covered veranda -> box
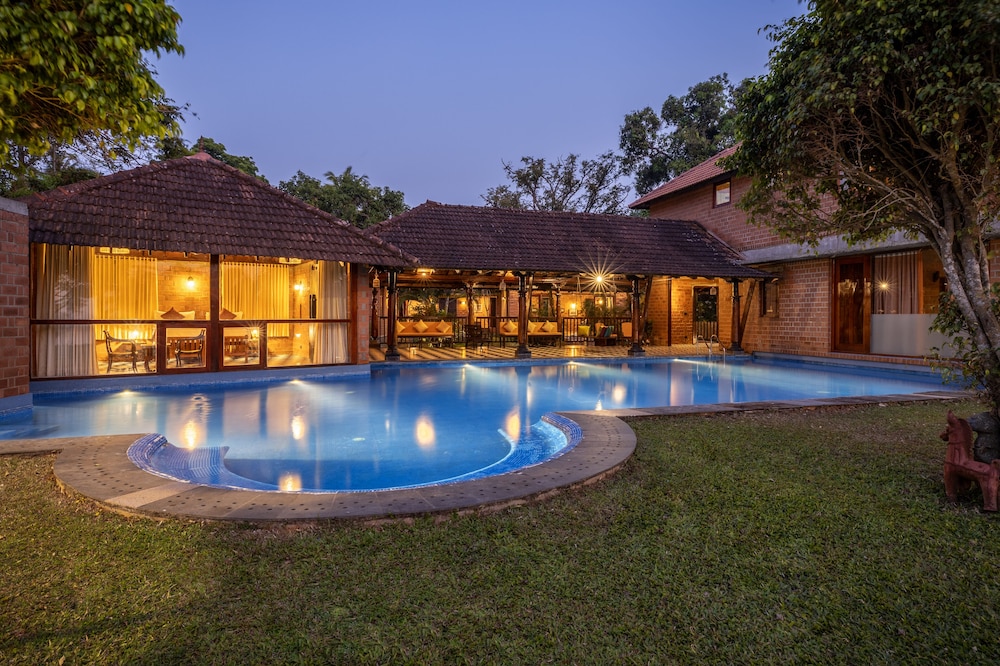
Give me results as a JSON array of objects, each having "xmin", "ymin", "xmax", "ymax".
[{"xmin": 368, "ymin": 202, "xmax": 773, "ymax": 362}]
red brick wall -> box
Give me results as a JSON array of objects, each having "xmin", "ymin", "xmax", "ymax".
[
  {"xmin": 0, "ymin": 200, "xmax": 29, "ymax": 399},
  {"xmin": 645, "ymin": 177, "xmax": 786, "ymax": 252},
  {"xmin": 741, "ymin": 259, "xmax": 832, "ymax": 355}
]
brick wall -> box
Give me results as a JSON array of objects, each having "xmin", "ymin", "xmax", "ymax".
[
  {"xmin": 0, "ymin": 198, "xmax": 30, "ymax": 403},
  {"xmin": 741, "ymin": 259, "xmax": 832, "ymax": 355},
  {"xmin": 645, "ymin": 177, "xmax": 786, "ymax": 252}
]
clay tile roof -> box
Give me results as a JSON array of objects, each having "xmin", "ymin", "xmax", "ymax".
[
  {"xmin": 369, "ymin": 201, "xmax": 769, "ymax": 280},
  {"xmin": 26, "ymin": 153, "xmax": 412, "ymax": 267},
  {"xmin": 629, "ymin": 143, "xmax": 740, "ymax": 210}
]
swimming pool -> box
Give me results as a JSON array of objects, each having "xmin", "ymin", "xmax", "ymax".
[{"xmin": 4, "ymin": 358, "xmax": 949, "ymax": 492}]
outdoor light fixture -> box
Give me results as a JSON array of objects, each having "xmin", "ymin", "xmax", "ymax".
[
  {"xmin": 294, "ymin": 281, "xmax": 304, "ymax": 293},
  {"xmin": 186, "ymin": 276, "xmax": 195, "ymax": 289}
]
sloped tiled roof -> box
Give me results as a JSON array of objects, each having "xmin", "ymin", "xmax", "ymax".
[
  {"xmin": 629, "ymin": 143, "xmax": 740, "ymax": 210},
  {"xmin": 26, "ymin": 153, "xmax": 411, "ymax": 267},
  {"xmin": 369, "ymin": 201, "xmax": 769, "ymax": 280}
]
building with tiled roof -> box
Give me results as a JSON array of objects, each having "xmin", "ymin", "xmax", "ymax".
[
  {"xmin": 631, "ymin": 145, "xmax": 962, "ymax": 361},
  {"xmin": 369, "ymin": 201, "xmax": 771, "ymax": 358},
  {"xmin": 22, "ymin": 154, "xmax": 412, "ymax": 382}
]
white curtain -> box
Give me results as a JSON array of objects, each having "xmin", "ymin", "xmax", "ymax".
[
  {"xmin": 92, "ymin": 253, "xmax": 159, "ymax": 339},
  {"xmin": 32, "ymin": 244, "xmax": 98, "ymax": 377},
  {"xmin": 874, "ymin": 252, "xmax": 919, "ymax": 314},
  {"xmin": 313, "ymin": 260, "xmax": 349, "ymax": 363},
  {"xmin": 221, "ymin": 261, "xmax": 290, "ymax": 337}
]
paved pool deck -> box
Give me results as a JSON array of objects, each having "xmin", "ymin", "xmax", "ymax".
[{"xmin": 0, "ymin": 389, "xmax": 966, "ymax": 523}]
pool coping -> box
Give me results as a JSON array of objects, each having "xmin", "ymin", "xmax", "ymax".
[{"xmin": 0, "ymin": 389, "xmax": 968, "ymax": 523}]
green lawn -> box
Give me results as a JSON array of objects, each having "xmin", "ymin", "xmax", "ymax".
[{"xmin": 2, "ymin": 400, "xmax": 999, "ymax": 664}]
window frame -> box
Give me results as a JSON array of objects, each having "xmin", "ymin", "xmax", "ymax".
[{"xmin": 713, "ymin": 179, "xmax": 732, "ymax": 207}]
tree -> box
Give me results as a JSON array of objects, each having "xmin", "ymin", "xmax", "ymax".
[
  {"xmin": 0, "ymin": 0, "xmax": 184, "ymax": 165},
  {"xmin": 620, "ymin": 74, "xmax": 739, "ymax": 195},
  {"xmin": 192, "ymin": 136, "xmax": 265, "ymax": 180},
  {"xmin": 481, "ymin": 152, "xmax": 630, "ymax": 215},
  {"xmin": 279, "ymin": 167, "xmax": 407, "ymax": 228},
  {"xmin": 728, "ymin": 0, "xmax": 1000, "ymax": 411}
]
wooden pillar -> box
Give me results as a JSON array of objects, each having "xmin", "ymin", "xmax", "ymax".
[
  {"xmin": 627, "ymin": 275, "xmax": 645, "ymax": 356},
  {"xmin": 465, "ymin": 283, "xmax": 476, "ymax": 326},
  {"xmin": 730, "ymin": 278, "xmax": 744, "ymax": 352},
  {"xmin": 370, "ymin": 271, "xmax": 381, "ymax": 341},
  {"xmin": 554, "ymin": 286, "xmax": 562, "ymax": 333},
  {"xmin": 384, "ymin": 269, "xmax": 401, "ymax": 361},
  {"xmin": 515, "ymin": 271, "xmax": 531, "ymax": 358}
]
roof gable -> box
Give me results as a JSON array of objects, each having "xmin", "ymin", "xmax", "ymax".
[
  {"xmin": 629, "ymin": 144, "xmax": 740, "ymax": 210},
  {"xmin": 26, "ymin": 154, "xmax": 411, "ymax": 267}
]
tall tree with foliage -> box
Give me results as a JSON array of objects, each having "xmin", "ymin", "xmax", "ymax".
[
  {"xmin": 279, "ymin": 167, "xmax": 407, "ymax": 228},
  {"xmin": 481, "ymin": 152, "xmax": 629, "ymax": 215},
  {"xmin": 729, "ymin": 0, "xmax": 1000, "ymax": 411},
  {"xmin": 620, "ymin": 74, "xmax": 739, "ymax": 195},
  {"xmin": 0, "ymin": 0, "xmax": 184, "ymax": 166}
]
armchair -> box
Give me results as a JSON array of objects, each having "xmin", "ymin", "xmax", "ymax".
[
  {"xmin": 173, "ymin": 331, "xmax": 206, "ymax": 366},
  {"xmin": 103, "ymin": 330, "xmax": 137, "ymax": 373}
]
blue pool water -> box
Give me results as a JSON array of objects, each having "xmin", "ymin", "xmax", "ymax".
[{"xmin": 3, "ymin": 358, "xmax": 949, "ymax": 492}]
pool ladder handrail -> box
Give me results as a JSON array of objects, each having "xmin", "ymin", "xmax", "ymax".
[{"xmin": 696, "ymin": 335, "xmax": 727, "ymax": 361}]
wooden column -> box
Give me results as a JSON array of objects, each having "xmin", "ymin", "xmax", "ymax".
[
  {"xmin": 729, "ymin": 278, "xmax": 744, "ymax": 352},
  {"xmin": 384, "ymin": 270, "xmax": 401, "ymax": 361},
  {"xmin": 627, "ymin": 275, "xmax": 645, "ymax": 356},
  {"xmin": 515, "ymin": 271, "xmax": 531, "ymax": 358}
]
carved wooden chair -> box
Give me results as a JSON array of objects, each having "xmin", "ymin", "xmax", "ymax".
[
  {"xmin": 103, "ymin": 330, "xmax": 137, "ymax": 373},
  {"xmin": 173, "ymin": 331, "xmax": 205, "ymax": 366}
]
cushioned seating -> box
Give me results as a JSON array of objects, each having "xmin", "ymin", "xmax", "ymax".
[{"xmin": 395, "ymin": 320, "xmax": 454, "ymax": 345}]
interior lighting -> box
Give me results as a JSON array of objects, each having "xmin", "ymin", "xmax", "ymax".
[
  {"xmin": 878, "ymin": 281, "xmax": 891, "ymax": 292},
  {"xmin": 186, "ymin": 276, "xmax": 195, "ymax": 290}
]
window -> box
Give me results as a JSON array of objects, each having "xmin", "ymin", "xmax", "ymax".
[
  {"xmin": 760, "ymin": 280, "xmax": 779, "ymax": 317},
  {"xmin": 713, "ymin": 180, "xmax": 731, "ymax": 207}
]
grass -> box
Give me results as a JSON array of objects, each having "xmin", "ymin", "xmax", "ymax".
[{"xmin": 3, "ymin": 399, "xmax": 1000, "ymax": 664}]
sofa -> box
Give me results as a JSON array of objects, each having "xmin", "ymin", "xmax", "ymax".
[
  {"xmin": 395, "ymin": 320, "xmax": 454, "ymax": 346},
  {"xmin": 498, "ymin": 320, "xmax": 562, "ymax": 346}
]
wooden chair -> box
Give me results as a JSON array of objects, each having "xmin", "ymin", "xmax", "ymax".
[
  {"xmin": 103, "ymin": 330, "xmax": 137, "ymax": 373},
  {"xmin": 465, "ymin": 323, "xmax": 487, "ymax": 351},
  {"xmin": 942, "ymin": 410, "xmax": 1000, "ymax": 512},
  {"xmin": 173, "ymin": 331, "xmax": 205, "ymax": 366}
]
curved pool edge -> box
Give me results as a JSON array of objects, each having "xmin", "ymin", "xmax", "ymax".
[
  {"xmin": 1, "ymin": 388, "xmax": 969, "ymax": 523},
  {"xmin": 39, "ymin": 411, "xmax": 635, "ymax": 522}
]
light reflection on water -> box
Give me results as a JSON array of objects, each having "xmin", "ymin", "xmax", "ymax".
[{"xmin": 6, "ymin": 359, "xmax": 948, "ymax": 490}]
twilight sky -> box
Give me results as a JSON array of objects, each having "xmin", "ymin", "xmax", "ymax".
[{"xmin": 153, "ymin": 0, "xmax": 806, "ymax": 208}]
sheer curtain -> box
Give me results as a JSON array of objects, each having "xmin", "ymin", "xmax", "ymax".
[
  {"xmin": 874, "ymin": 252, "xmax": 919, "ymax": 314},
  {"xmin": 313, "ymin": 261, "xmax": 349, "ymax": 363},
  {"xmin": 221, "ymin": 262, "xmax": 291, "ymax": 337},
  {"xmin": 92, "ymin": 254, "xmax": 159, "ymax": 339},
  {"xmin": 32, "ymin": 244, "xmax": 97, "ymax": 377}
]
